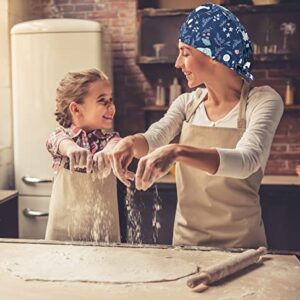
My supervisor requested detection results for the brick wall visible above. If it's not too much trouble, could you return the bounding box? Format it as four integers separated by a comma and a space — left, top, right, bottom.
252, 66, 300, 175
32, 0, 299, 175
30, 0, 147, 134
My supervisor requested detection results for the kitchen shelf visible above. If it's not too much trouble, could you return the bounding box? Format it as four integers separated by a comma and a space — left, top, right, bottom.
138, 4, 300, 17
137, 54, 300, 65
143, 106, 168, 111
138, 3, 300, 63
138, 2, 300, 131
138, 56, 175, 64
253, 53, 300, 62
284, 105, 300, 111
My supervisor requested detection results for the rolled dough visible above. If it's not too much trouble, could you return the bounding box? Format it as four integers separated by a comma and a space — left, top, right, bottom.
5, 244, 198, 283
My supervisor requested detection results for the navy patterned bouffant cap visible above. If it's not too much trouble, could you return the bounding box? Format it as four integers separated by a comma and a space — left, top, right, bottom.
179, 3, 254, 81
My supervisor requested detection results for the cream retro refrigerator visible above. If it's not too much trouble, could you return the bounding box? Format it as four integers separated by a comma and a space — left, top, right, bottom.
11, 19, 112, 239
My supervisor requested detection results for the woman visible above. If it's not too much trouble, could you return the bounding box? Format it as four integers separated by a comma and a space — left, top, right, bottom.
109, 3, 283, 248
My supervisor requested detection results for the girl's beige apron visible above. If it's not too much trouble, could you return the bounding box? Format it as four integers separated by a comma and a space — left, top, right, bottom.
45, 167, 120, 242
173, 83, 267, 248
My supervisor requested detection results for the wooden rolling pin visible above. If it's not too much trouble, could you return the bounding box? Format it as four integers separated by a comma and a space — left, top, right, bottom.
187, 247, 267, 292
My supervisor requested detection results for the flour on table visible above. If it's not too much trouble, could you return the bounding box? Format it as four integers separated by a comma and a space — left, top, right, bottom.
5, 244, 198, 283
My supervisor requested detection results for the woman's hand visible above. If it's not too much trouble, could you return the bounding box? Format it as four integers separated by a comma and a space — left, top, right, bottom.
91, 138, 119, 179
135, 144, 178, 191
109, 136, 136, 186
92, 151, 111, 179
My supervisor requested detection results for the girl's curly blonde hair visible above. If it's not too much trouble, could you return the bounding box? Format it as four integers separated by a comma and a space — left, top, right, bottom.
55, 68, 108, 128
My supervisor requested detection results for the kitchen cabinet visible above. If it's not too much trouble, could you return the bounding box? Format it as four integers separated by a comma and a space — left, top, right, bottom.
119, 179, 300, 251
260, 184, 300, 252
137, 3, 300, 127
0, 191, 18, 238
138, 3, 300, 65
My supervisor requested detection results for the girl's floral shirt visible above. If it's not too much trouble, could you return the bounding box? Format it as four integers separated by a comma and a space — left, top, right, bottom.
46, 124, 120, 171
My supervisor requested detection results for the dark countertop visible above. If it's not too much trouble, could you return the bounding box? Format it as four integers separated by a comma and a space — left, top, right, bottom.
0, 190, 18, 205
158, 175, 300, 186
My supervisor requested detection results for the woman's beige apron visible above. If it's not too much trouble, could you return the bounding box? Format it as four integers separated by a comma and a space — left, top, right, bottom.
45, 166, 120, 243
173, 83, 267, 248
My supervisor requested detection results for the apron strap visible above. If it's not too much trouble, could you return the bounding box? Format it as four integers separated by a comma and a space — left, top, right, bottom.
237, 80, 250, 129
185, 88, 208, 122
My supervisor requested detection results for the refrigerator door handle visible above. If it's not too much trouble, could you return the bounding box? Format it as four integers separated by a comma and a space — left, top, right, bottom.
23, 208, 49, 218
22, 176, 53, 184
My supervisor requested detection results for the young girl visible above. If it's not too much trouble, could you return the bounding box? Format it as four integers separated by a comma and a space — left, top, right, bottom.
45, 69, 123, 242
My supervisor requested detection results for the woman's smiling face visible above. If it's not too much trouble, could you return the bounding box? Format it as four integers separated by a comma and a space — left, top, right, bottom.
175, 41, 216, 88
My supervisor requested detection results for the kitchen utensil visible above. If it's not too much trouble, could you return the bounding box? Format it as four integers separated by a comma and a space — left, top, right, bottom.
153, 43, 165, 58
187, 246, 267, 292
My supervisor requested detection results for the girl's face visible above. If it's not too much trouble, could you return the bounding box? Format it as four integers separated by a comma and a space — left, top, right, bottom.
175, 42, 215, 88
77, 80, 115, 132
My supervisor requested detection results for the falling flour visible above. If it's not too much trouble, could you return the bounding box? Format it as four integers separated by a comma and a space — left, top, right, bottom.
125, 184, 142, 244
65, 172, 117, 243
125, 183, 163, 244
152, 185, 162, 243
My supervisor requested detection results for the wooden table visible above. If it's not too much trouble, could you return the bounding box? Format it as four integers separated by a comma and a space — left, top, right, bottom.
0, 239, 299, 300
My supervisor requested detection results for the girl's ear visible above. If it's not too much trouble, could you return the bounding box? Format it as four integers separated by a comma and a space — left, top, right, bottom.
69, 101, 80, 116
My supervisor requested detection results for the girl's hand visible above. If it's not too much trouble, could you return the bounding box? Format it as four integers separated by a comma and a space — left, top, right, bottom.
65, 145, 93, 172
135, 144, 178, 191
109, 136, 135, 187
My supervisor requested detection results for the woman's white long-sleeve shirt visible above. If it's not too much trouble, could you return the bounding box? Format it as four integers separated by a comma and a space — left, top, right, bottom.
143, 86, 284, 179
